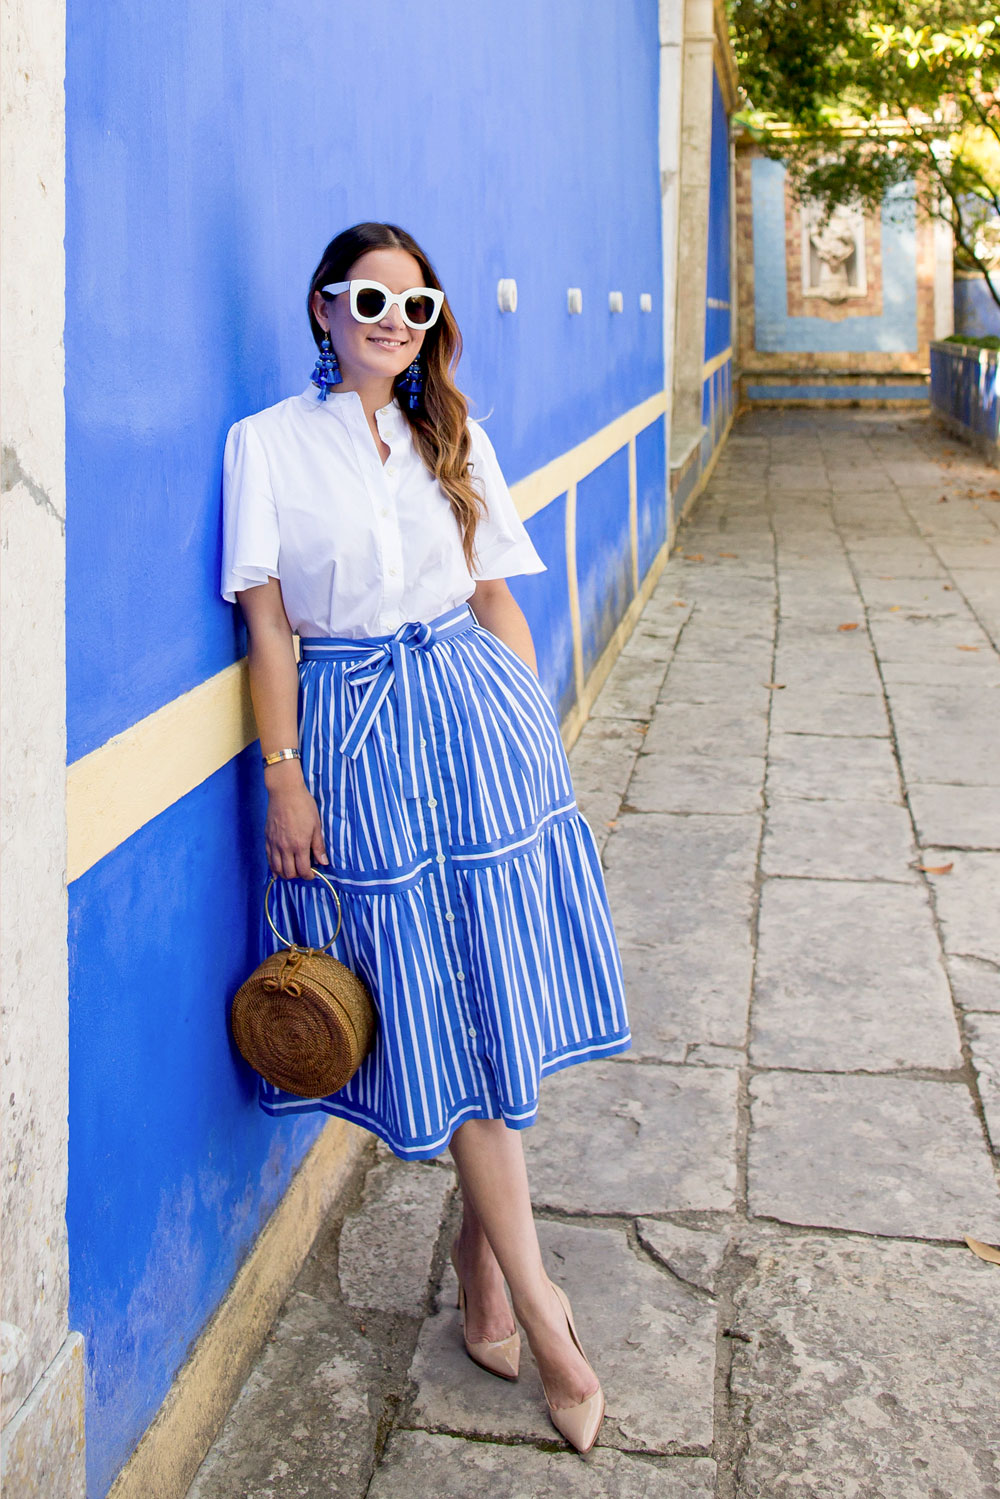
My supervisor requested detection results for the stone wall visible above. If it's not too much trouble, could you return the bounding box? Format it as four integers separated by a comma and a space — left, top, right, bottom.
735, 141, 943, 403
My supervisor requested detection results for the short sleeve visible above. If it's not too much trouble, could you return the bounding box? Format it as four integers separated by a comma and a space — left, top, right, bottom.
467, 419, 547, 581
220, 418, 281, 604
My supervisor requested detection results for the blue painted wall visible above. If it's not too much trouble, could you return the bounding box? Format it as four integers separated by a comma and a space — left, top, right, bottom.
954, 272, 1000, 339
751, 157, 918, 354
704, 69, 732, 366
64, 3, 667, 1493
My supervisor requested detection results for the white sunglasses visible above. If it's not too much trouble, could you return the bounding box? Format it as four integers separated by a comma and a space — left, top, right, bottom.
321, 278, 444, 330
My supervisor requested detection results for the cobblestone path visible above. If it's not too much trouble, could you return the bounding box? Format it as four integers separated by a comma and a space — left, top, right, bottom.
188, 409, 1000, 1499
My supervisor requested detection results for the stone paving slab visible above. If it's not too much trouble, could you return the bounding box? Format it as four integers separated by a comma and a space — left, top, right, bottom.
888, 684, 1000, 784
765, 733, 901, 804
641, 699, 769, 758
406, 1220, 718, 1454
590, 653, 670, 722
618, 941, 746, 1059
908, 782, 1000, 849
369, 1431, 718, 1499
761, 797, 917, 881
628, 751, 764, 815
523, 1062, 738, 1214
768, 686, 890, 738
729, 1230, 1000, 1499
569, 718, 648, 853
947, 954, 1000, 1013
186, 1292, 382, 1499
750, 878, 962, 1072
966, 1011, 1000, 1154
335, 1160, 454, 1317
748, 1072, 1000, 1239
922, 850, 1000, 970
634, 1220, 730, 1296
603, 812, 758, 1054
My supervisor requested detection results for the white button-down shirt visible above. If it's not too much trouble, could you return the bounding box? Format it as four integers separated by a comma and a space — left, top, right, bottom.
221, 383, 546, 638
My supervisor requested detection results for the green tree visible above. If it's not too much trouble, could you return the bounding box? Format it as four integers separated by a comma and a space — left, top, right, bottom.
729, 2, 1000, 309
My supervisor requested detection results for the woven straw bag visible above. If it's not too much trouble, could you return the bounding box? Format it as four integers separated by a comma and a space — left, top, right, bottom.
230, 867, 377, 1098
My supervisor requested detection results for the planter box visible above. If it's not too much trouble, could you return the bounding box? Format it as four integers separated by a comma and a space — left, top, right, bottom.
929, 339, 1000, 465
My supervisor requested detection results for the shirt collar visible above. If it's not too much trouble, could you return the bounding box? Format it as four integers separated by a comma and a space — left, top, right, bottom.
300, 383, 403, 424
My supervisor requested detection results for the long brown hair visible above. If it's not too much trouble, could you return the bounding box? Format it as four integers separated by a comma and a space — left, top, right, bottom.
308, 223, 487, 573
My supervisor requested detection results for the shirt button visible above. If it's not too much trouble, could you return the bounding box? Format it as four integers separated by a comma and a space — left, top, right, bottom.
388, 566, 398, 576
387, 464, 397, 475
468, 1026, 476, 1039
426, 797, 437, 807
419, 737, 427, 747
436, 853, 446, 864
456, 971, 466, 981
380, 506, 390, 517
445, 911, 455, 921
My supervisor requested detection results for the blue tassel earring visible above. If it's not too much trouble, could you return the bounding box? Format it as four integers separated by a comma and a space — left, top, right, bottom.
395, 355, 424, 410
311, 336, 342, 400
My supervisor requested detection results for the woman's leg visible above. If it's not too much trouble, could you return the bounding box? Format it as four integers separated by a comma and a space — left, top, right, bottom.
447, 1117, 599, 1408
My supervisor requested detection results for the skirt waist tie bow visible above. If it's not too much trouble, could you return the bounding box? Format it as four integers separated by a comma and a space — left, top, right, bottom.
297, 604, 537, 802
338, 621, 436, 799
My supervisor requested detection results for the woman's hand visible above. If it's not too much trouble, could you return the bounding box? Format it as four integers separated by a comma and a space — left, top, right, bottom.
264, 771, 329, 879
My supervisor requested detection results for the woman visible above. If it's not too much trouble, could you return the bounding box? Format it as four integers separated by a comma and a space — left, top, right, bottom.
221, 221, 631, 1455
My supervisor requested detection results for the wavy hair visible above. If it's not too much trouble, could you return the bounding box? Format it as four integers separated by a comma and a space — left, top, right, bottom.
308, 223, 487, 573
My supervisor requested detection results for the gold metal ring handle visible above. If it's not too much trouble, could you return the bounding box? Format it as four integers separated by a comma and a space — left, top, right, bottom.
264, 867, 343, 952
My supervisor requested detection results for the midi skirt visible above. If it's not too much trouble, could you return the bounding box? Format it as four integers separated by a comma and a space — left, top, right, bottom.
256, 600, 631, 1159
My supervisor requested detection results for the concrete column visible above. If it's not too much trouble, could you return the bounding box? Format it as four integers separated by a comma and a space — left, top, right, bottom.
671, 0, 716, 448
659, 0, 685, 431
933, 212, 955, 341
0, 0, 85, 1492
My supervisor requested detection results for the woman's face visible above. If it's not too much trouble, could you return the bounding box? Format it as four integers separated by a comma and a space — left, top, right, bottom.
312, 247, 430, 387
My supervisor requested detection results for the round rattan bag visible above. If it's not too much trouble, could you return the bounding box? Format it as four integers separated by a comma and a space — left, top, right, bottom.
230, 868, 377, 1098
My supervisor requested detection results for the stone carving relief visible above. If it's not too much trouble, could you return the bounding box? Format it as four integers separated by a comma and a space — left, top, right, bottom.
801, 201, 867, 302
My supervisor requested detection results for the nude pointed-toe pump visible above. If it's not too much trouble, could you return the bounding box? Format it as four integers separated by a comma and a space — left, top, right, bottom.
449, 1239, 521, 1381
542, 1281, 605, 1455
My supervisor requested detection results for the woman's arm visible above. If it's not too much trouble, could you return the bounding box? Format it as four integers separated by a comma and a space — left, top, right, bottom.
237, 578, 329, 879
467, 578, 539, 675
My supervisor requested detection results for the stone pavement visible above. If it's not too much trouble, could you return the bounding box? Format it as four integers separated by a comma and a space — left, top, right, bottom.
187, 410, 1000, 1499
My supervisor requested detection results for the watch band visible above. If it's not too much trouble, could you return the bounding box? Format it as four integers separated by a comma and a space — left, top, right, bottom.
262, 747, 301, 767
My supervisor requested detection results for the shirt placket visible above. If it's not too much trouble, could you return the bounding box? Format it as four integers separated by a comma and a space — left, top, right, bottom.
373, 411, 406, 631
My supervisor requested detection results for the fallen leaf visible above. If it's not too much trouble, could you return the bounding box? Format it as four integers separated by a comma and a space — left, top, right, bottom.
764, 681, 786, 690
838, 622, 859, 632
957, 645, 980, 652
939, 496, 950, 503
605, 819, 618, 829
673, 600, 687, 607
878, 575, 895, 581
719, 551, 738, 558
943, 584, 954, 591
917, 861, 954, 875
684, 553, 704, 562
890, 605, 901, 613
966, 1235, 1000, 1265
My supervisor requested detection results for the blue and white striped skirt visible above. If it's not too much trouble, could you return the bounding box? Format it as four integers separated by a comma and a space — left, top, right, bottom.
257, 600, 631, 1159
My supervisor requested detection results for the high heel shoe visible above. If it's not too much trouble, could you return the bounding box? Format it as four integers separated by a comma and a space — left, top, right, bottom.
448, 1239, 520, 1381
541, 1281, 605, 1455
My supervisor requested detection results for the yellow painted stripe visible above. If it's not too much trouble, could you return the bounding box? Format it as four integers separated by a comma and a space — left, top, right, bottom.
66, 661, 259, 883
702, 347, 733, 382
67, 391, 670, 882
564, 481, 585, 705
